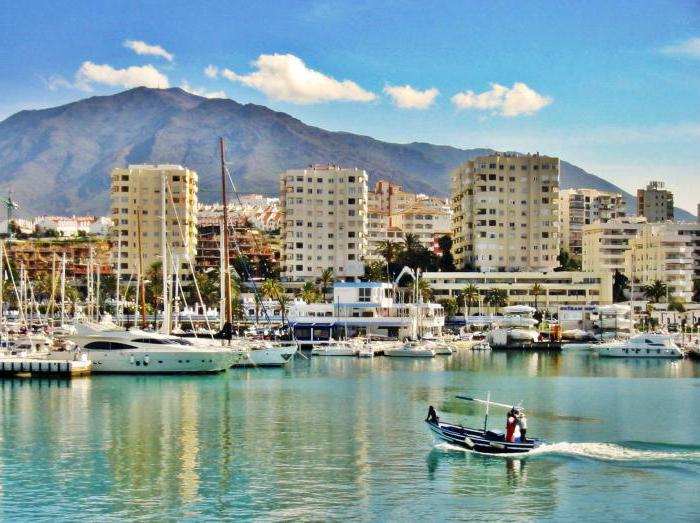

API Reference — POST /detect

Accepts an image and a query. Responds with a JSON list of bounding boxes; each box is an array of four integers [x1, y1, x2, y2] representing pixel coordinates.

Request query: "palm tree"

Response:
[[262, 278, 284, 301], [194, 270, 220, 308], [417, 277, 432, 303], [317, 268, 335, 302], [403, 233, 421, 253], [642, 279, 667, 303], [461, 284, 480, 316], [364, 261, 387, 282], [530, 283, 544, 310], [376, 240, 402, 264], [298, 281, 320, 303], [484, 288, 508, 314], [277, 293, 291, 327]]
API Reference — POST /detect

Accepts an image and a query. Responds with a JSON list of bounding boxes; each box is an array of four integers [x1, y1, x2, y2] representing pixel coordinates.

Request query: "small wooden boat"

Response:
[[426, 394, 544, 455]]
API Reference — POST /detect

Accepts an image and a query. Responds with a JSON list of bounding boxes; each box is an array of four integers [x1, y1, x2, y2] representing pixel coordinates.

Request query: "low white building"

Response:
[[34, 215, 111, 236], [287, 281, 445, 342]]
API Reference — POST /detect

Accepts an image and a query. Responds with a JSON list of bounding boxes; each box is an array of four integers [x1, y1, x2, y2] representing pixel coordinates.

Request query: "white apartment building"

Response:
[[391, 202, 451, 250], [424, 271, 613, 314], [110, 164, 198, 278], [625, 224, 695, 301], [637, 181, 674, 222], [560, 189, 626, 258], [280, 165, 368, 281], [34, 215, 112, 237], [581, 217, 646, 273], [451, 153, 561, 272]]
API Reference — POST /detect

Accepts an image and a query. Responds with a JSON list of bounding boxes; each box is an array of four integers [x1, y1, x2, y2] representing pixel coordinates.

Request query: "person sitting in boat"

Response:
[[517, 411, 528, 442], [426, 405, 439, 424], [506, 408, 519, 442]]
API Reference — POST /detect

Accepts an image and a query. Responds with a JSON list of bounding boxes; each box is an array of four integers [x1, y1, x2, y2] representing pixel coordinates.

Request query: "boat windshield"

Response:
[[130, 337, 193, 346]]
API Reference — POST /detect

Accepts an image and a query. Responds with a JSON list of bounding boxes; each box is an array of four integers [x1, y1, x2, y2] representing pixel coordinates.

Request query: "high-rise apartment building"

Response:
[[280, 165, 368, 281], [581, 217, 646, 273], [625, 224, 694, 302], [451, 153, 561, 272], [637, 181, 673, 222], [110, 164, 198, 278], [560, 188, 626, 258]]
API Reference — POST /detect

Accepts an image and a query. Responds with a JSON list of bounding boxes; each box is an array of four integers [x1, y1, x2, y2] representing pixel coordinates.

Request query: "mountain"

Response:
[[0, 87, 694, 221]]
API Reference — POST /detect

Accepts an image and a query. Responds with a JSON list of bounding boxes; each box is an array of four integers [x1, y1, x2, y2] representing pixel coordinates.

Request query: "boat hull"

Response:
[[242, 344, 298, 367], [56, 348, 236, 373], [427, 421, 542, 455]]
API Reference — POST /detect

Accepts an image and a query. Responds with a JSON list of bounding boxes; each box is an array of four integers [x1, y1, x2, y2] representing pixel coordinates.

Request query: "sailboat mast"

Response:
[[60, 252, 66, 326], [220, 137, 232, 326], [137, 207, 147, 329], [161, 172, 170, 333], [115, 232, 121, 325]]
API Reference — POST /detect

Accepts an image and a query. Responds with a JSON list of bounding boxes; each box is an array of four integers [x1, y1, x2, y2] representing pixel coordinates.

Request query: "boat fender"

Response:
[[490, 442, 505, 449], [144, 355, 150, 365], [463, 436, 475, 448], [129, 355, 135, 365]]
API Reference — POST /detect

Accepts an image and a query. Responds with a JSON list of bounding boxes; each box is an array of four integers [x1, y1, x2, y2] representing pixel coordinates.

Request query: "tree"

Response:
[[403, 233, 421, 254], [437, 235, 456, 272], [530, 283, 544, 310], [194, 270, 221, 308], [364, 261, 388, 282], [298, 281, 320, 303], [668, 300, 686, 313], [484, 288, 508, 313], [641, 279, 667, 303], [262, 278, 284, 301], [612, 270, 629, 303], [438, 297, 458, 317], [417, 277, 433, 303], [375, 240, 402, 265], [317, 268, 335, 302], [277, 293, 291, 327], [556, 250, 581, 271], [460, 284, 480, 316]]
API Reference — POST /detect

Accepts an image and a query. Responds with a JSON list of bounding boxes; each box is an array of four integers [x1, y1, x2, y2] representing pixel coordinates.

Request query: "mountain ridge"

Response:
[[0, 87, 693, 221]]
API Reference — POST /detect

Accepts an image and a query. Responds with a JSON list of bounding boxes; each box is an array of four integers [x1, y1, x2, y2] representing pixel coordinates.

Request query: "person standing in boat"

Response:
[[517, 411, 528, 442], [426, 405, 439, 424], [506, 408, 519, 442]]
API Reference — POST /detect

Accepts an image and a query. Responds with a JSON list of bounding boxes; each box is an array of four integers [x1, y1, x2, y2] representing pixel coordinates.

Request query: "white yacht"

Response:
[[488, 305, 540, 346], [311, 341, 359, 356], [596, 334, 684, 359], [239, 341, 298, 367], [52, 327, 240, 373], [385, 340, 436, 358], [420, 334, 455, 355]]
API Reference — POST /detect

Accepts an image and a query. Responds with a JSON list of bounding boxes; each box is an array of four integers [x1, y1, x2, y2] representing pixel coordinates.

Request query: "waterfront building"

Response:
[[110, 164, 198, 278], [625, 224, 695, 301], [559, 189, 626, 258], [637, 181, 674, 222], [287, 281, 445, 342], [4, 239, 111, 278], [33, 215, 112, 237], [280, 165, 368, 282], [423, 270, 613, 314], [451, 153, 561, 272], [581, 217, 647, 273]]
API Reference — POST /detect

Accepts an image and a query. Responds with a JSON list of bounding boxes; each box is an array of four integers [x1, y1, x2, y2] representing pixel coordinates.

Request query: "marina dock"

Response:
[[0, 358, 92, 378]]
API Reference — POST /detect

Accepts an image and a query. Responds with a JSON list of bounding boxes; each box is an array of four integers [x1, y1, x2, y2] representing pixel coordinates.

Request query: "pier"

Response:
[[0, 358, 92, 378]]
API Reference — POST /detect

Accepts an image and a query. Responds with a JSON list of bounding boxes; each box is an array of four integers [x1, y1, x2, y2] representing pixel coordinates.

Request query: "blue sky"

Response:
[[1, 0, 699, 212]]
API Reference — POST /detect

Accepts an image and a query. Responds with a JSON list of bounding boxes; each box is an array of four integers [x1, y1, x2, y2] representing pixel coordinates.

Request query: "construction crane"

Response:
[[0, 193, 19, 237]]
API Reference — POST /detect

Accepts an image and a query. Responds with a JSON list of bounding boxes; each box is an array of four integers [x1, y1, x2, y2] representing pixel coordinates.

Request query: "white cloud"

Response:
[[660, 36, 700, 58], [204, 65, 218, 78], [383, 84, 439, 109], [451, 82, 552, 117], [180, 81, 226, 99], [123, 40, 174, 62], [221, 53, 376, 104], [76, 61, 170, 90], [44, 74, 73, 91]]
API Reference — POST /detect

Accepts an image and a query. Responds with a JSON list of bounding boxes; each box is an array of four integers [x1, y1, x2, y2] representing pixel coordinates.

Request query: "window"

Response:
[[84, 341, 137, 350], [359, 288, 371, 302]]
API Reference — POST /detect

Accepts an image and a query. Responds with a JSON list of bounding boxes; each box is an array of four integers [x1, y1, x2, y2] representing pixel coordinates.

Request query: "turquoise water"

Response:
[[1, 350, 699, 521]]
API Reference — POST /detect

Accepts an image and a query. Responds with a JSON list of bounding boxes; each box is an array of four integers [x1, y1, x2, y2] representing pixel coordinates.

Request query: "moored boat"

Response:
[[596, 334, 683, 359], [385, 340, 435, 358]]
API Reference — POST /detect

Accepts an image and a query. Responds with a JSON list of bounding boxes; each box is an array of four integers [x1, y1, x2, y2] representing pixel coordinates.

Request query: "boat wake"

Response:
[[528, 441, 700, 463], [433, 439, 700, 463]]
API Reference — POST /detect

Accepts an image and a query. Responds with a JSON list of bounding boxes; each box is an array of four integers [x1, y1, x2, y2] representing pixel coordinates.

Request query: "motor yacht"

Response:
[[236, 340, 298, 367], [420, 334, 455, 355], [384, 340, 436, 358], [52, 327, 240, 373], [596, 334, 683, 359], [311, 340, 359, 356]]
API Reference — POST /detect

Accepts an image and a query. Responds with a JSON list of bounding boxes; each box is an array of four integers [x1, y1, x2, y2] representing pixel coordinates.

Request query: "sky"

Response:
[[1, 0, 699, 213]]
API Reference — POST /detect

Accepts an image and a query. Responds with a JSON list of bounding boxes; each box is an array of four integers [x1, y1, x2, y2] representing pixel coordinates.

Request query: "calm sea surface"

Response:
[[1, 349, 699, 522]]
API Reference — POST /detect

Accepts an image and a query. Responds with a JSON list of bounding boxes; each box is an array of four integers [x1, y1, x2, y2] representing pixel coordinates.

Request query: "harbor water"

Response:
[[1, 349, 699, 521]]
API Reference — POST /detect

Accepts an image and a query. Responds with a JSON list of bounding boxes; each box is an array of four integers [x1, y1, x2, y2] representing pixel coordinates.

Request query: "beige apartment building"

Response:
[[390, 202, 451, 249], [110, 164, 198, 278], [451, 153, 561, 272], [560, 188, 626, 258], [280, 165, 368, 281], [424, 271, 613, 313], [637, 181, 674, 222], [581, 217, 647, 273], [625, 224, 694, 301]]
